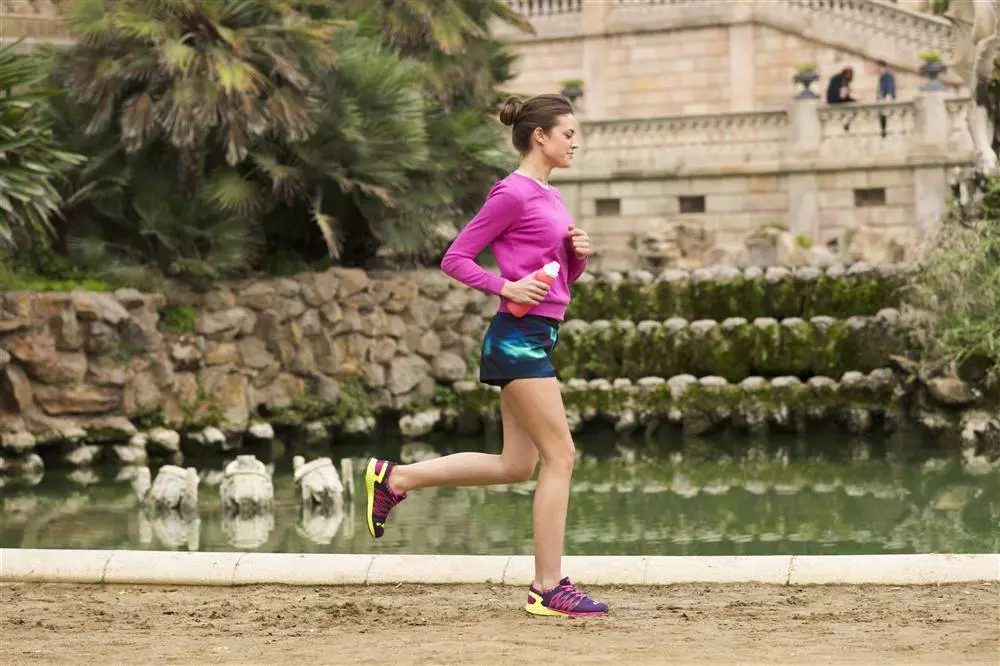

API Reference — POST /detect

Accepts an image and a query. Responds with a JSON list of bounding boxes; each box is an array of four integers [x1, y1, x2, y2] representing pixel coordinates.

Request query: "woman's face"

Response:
[[534, 114, 579, 169]]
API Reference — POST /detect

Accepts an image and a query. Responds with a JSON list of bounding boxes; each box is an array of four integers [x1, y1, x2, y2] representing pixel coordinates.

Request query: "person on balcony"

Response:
[[826, 66, 857, 104], [876, 60, 897, 138], [827, 66, 857, 132]]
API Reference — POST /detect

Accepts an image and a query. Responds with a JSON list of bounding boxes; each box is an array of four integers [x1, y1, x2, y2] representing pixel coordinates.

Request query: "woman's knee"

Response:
[[540, 437, 576, 475], [501, 456, 537, 483]]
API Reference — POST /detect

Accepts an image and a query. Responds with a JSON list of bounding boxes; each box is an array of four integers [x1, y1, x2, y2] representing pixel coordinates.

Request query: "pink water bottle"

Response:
[[508, 261, 560, 318]]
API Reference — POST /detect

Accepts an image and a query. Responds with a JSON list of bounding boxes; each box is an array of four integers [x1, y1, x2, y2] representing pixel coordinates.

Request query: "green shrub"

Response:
[[0, 249, 115, 292], [902, 176, 1000, 383], [0, 42, 84, 252], [158, 306, 197, 334]]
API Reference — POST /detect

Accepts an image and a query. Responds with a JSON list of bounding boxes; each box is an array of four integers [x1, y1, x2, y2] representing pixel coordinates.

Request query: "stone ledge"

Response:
[[567, 263, 908, 321], [2, 549, 997, 586], [552, 313, 905, 381]]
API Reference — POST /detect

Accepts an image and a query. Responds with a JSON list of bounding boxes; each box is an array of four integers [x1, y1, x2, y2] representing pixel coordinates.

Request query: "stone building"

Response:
[[498, 0, 974, 269], [0, 0, 977, 269]]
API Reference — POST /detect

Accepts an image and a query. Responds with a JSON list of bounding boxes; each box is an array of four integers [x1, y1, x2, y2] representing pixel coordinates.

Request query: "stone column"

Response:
[[729, 24, 756, 112], [787, 98, 822, 240], [580, 1, 612, 119], [912, 89, 949, 155], [911, 90, 950, 237]]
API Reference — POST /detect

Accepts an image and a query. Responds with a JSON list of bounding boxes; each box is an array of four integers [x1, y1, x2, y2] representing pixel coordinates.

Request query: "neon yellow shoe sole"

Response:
[[364, 457, 380, 538], [365, 458, 405, 539], [524, 581, 610, 616]]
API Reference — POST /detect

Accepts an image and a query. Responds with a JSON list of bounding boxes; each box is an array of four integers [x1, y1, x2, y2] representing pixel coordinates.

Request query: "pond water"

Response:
[[2, 431, 997, 556]]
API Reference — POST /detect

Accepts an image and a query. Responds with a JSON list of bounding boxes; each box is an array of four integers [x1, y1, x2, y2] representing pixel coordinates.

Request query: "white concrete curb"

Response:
[[1, 550, 997, 586]]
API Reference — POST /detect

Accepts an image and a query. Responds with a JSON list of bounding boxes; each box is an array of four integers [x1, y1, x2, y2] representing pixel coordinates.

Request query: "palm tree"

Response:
[[0, 41, 84, 252], [360, 0, 532, 106], [317, 0, 533, 266], [46, 0, 351, 285], [61, 0, 346, 168], [256, 26, 433, 263]]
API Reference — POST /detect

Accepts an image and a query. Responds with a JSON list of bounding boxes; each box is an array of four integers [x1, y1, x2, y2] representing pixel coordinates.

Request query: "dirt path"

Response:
[[2, 582, 997, 665]]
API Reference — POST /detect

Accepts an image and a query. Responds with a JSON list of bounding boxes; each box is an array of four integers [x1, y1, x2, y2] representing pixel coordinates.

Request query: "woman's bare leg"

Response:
[[388, 390, 538, 494], [501, 377, 575, 593]]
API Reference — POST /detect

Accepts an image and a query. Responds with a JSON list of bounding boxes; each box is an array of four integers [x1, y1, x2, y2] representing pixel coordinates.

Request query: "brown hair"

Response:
[[499, 94, 574, 154]]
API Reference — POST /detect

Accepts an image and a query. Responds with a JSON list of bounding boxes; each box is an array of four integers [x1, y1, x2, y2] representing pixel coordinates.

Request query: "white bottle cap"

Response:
[[542, 261, 561, 278]]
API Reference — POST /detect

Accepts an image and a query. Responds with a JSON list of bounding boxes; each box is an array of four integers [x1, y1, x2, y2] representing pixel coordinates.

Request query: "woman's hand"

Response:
[[501, 275, 550, 305], [569, 226, 591, 260]]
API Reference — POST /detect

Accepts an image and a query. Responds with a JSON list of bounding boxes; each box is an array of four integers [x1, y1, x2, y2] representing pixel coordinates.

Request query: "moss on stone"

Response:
[[652, 279, 690, 319], [550, 315, 903, 381], [777, 319, 816, 377], [614, 281, 648, 320], [811, 319, 849, 378], [568, 271, 904, 322], [711, 321, 753, 381]]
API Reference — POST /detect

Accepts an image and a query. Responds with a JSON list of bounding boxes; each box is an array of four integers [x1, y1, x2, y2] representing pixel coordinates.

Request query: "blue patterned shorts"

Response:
[[479, 313, 560, 388]]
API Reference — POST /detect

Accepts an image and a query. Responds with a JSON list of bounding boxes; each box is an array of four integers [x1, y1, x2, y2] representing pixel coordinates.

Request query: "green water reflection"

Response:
[[2, 436, 998, 556]]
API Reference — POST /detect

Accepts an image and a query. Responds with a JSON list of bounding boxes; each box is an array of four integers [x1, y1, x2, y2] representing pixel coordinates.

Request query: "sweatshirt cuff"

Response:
[[485, 274, 507, 296]]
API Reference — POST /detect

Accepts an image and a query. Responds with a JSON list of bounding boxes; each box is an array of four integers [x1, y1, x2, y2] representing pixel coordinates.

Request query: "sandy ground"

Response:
[[1, 582, 997, 665]]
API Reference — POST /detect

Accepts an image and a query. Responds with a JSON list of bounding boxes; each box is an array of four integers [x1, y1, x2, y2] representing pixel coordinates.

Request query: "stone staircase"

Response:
[[1, 0, 957, 63], [0, 0, 71, 44], [502, 0, 956, 70]]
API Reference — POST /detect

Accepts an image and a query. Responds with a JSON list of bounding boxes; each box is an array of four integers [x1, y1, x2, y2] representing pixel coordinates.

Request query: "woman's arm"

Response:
[[566, 226, 590, 283], [567, 253, 589, 283], [440, 182, 521, 295]]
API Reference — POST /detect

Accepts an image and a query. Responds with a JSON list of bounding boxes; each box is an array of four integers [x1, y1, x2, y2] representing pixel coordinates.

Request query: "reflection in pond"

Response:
[[1, 432, 997, 556]]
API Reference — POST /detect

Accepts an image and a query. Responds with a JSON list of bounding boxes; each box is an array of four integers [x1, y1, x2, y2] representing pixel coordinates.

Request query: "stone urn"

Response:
[[919, 59, 947, 91], [560, 80, 584, 105], [793, 69, 820, 99]]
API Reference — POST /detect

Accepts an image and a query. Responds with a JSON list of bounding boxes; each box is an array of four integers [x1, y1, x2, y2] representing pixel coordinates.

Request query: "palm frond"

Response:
[[0, 42, 85, 250]]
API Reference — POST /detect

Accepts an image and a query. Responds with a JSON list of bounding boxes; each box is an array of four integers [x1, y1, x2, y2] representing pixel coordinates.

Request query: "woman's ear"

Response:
[[533, 126, 545, 145]]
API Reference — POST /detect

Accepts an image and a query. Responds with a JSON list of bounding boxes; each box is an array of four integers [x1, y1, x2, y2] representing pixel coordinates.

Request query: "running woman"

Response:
[[365, 94, 608, 617]]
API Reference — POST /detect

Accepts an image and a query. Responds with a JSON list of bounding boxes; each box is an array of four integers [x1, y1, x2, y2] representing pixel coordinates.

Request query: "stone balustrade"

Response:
[[506, 0, 582, 18], [0, 0, 71, 44], [572, 96, 972, 177], [500, 0, 955, 64], [611, 0, 954, 58], [579, 110, 789, 172], [817, 102, 917, 159]]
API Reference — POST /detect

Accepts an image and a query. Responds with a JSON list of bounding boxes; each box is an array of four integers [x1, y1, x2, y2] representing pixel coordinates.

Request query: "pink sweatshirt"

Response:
[[440, 172, 588, 321]]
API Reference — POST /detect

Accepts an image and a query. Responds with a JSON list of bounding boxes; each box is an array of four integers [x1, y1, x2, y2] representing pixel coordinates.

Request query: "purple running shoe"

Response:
[[365, 458, 406, 538], [524, 577, 609, 617]]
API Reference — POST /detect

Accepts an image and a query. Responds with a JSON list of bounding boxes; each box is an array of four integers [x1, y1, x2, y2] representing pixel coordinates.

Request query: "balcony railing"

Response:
[[502, 0, 955, 63], [0, 0, 71, 43], [570, 97, 973, 175], [580, 110, 789, 172]]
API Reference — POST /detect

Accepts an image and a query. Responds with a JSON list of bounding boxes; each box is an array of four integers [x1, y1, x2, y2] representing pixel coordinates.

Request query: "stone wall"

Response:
[[560, 167, 932, 271], [498, 0, 962, 119], [555, 93, 971, 270], [0, 269, 497, 443], [603, 26, 732, 117], [2, 265, 997, 476]]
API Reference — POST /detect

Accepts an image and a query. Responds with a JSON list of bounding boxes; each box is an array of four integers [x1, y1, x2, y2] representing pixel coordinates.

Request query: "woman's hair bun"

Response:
[[499, 97, 523, 126]]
